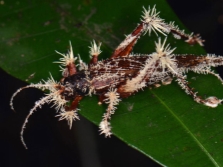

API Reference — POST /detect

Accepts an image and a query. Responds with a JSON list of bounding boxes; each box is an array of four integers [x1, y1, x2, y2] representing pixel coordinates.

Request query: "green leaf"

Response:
[[1, 0, 223, 166]]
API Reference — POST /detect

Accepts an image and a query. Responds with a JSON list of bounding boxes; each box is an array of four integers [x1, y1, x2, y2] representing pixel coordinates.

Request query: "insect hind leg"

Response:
[[175, 73, 222, 108]]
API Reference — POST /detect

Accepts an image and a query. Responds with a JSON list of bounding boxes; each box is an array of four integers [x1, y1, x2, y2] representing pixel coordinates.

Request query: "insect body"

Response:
[[11, 6, 223, 148]]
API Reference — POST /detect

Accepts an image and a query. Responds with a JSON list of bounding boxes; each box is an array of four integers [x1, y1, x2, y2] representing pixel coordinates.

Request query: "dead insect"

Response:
[[10, 6, 223, 149]]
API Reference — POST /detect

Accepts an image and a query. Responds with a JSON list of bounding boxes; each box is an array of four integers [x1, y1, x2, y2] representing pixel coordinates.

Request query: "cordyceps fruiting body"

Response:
[[11, 6, 223, 149]]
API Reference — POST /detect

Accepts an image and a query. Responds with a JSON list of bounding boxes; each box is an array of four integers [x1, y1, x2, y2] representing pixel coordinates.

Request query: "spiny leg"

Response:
[[56, 95, 83, 129], [111, 23, 144, 58], [111, 5, 169, 58], [142, 6, 204, 45], [167, 64, 222, 108], [111, 6, 204, 59], [168, 23, 204, 46], [190, 68, 223, 84], [175, 54, 223, 84], [99, 88, 121, 137], [147, 37, 222, 107]]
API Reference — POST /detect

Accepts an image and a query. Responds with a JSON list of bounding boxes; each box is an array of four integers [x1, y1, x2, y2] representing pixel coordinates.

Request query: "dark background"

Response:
[[1, 0, 223, 167]]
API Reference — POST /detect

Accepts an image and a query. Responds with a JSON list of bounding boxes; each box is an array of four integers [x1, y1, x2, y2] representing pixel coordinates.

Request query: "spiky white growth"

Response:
[[116, 34, 138, 50], [141, 5, 169, 36], [152, 37, 176, 71], [77, 54, 88, 71], [186, 33, 204, 46], [122, 38, 177, 96], [89, 40, 102, 57], [103, 88, 121, 112], [56, 109, 80, 129], [55, 41, 77, 67], [168, 21, 204, 46], [10, 85, 36, 111], [99, 88, 121, 137], [36, 74, 67, 111], [99, 118, 112, 137], [16, 74, 69, 149]]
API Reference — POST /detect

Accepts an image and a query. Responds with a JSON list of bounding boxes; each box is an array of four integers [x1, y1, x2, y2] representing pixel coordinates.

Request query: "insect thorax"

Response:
[[61, 71, 90, 99]]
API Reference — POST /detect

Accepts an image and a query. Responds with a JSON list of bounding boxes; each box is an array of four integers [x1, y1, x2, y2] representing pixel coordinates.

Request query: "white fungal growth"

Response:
[[152, 37, 176, 71], [55, 41, 77, 67], [203, 96, 222, 108], [103, 88, 121, 112], [77, 54, 88, 71], [11, 5, 223, 149], [36, 74, 67, 111], [99, 118, 112, 137], [56, 109, 80, 129], [89, 40, 102, 57], [99, 88, 121, 137], [185, 33, 204, 46], [141, 5, 169, 36], [12, 74, 68, 149], [10, 74, 65, 112]]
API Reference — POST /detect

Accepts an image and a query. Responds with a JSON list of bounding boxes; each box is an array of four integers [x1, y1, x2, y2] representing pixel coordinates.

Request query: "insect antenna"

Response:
[[20, 94, 54, 149], [10, 85, 36, 112], [10, 84, 53, 112]]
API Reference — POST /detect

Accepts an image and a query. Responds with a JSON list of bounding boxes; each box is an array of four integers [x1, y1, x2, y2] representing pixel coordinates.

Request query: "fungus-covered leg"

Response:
[[175, 73, 222, 107], [111, 23, 145, 58], [55, 42, 77, 77], [111, 6, 204, 59], [99, 89, 121, 137], [176, 54, 223, 85], [117, 56, 159, 95], [141, 6, 204, 45], [56, 95, 83, 129], [190, 68, 223, 85], [89, 40, 102, 65], [166, 60, 223, 107], [169, 25, 204, 46]]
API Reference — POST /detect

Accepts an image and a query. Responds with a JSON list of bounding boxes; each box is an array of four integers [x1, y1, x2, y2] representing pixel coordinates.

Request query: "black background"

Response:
[[1, 0, 223, 167]]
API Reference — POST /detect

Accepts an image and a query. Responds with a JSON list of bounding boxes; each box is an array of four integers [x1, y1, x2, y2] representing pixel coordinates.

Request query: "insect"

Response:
[[10, 6, 223, 149]]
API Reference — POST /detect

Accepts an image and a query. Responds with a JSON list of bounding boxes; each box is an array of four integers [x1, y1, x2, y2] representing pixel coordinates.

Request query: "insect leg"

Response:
[[110, 23, 144, 58], [176, 54, 223, 84], [56, 95, 83, 129], [175, 73, 222, 107], [111, 6, 204, 59], [99, 89, 121, 137]]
